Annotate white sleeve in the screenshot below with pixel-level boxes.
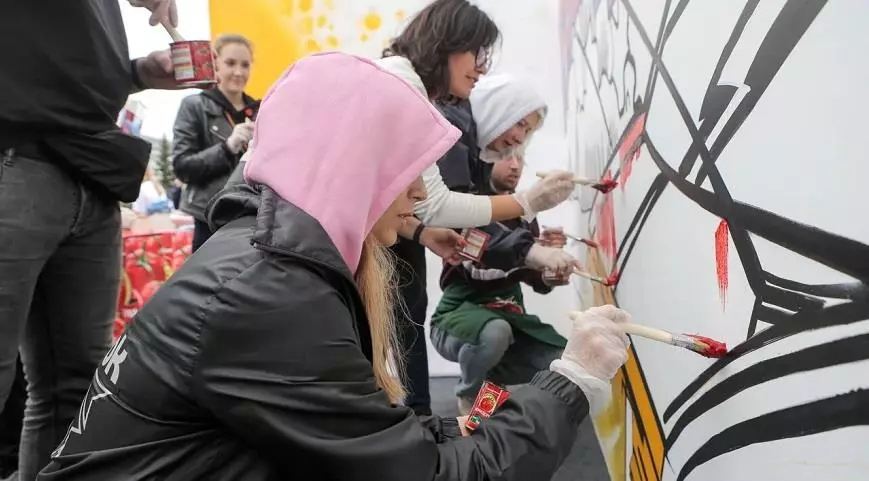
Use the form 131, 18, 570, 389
131, 182, 156, 214
413, 164, 493, 228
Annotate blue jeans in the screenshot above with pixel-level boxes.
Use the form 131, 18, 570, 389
431, 318, 563, 400
0, 149, 121, 481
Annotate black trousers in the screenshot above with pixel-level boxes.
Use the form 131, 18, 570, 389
191, 219, 213, 253
0, 356, 25, 476
390, 239, 431, 416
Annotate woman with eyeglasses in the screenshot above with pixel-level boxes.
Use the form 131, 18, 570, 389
374, 0, 578, 417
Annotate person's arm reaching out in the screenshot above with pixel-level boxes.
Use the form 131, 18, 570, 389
414, 165, 576, 228
190, 270, 631, 480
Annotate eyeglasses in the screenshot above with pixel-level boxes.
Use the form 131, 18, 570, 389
475, 48, 493, 71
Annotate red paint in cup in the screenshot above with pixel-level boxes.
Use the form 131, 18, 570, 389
170, 40, 216, 87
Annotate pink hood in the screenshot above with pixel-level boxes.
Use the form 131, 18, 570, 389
244, 52, 460, 273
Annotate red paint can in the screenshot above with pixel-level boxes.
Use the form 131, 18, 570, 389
170, 40, 216, 87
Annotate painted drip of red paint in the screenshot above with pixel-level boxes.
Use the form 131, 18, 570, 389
715, 219, 729, 311
596, 171, 617, 261
617, 113, 647, 191
686, 334, 728, 358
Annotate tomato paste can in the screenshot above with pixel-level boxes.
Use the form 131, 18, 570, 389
464, 381, 510, 431
459, 228, 491, 263
170, 40, 216, 87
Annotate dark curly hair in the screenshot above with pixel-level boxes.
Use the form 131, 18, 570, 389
382, 0, 500, 100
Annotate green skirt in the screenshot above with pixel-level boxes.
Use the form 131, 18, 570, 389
432, 283, 566, 348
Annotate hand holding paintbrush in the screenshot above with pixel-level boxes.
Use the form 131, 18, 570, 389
536, 171, 618, 194
568, 310, 728, 358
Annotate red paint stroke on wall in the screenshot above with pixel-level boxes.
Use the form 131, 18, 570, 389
597, 170, 618, 261
715, 219, 729, 311
617, 113, 647, 191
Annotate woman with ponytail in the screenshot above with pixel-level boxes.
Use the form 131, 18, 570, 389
39, 52, 630, 481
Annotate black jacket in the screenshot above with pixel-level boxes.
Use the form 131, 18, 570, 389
38, 185, 589, 481
172, 90, 259, 221
0, 1, 151, 202
441, 215, 554, 295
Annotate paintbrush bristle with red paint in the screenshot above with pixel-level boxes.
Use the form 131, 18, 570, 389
562, 231, 599, 248
535, 171, 619, 194
573, 268, 620, 287
620, 323, 728, 358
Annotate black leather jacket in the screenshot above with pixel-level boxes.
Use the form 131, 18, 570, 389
38, 185, 589, 481
172, 92, 257, 221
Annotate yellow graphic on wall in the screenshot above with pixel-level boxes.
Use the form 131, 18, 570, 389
209, 0, 417, 99
588, 247, 665, 481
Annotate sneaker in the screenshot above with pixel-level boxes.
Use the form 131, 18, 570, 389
457, 397, 474, 416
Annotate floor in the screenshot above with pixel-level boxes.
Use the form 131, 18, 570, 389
429, 376, 611, 481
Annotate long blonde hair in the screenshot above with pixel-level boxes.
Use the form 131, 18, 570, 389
355, 236, 406, 403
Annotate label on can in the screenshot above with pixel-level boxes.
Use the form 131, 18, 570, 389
459, 228, 490, 262
171, 41, 215, 87
464, 381, 510, 432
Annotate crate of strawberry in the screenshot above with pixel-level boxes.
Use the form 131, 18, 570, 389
114, 229, 194, 339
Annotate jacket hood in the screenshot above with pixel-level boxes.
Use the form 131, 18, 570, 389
374, 55, 428, 97
243, 52, 460, 273
469, 74, 547, 152
200, 89, 260, 117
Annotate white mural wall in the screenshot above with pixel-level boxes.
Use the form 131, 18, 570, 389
559, 0, 869, 480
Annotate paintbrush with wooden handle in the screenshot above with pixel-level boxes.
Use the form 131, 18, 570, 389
563, 231, 599, 248
621, 322, 728, 358
535, 171, 618, 194
568, 311, 728, 358
161, 21, 185, 43
573, 267, 620, 287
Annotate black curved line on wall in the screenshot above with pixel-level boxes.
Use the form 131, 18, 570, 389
662, 298, 869, 423
666, 329, 869, 451
676, 388, 869, 481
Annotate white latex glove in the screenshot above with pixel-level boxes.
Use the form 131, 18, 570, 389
513, 170, 574, 219
226, 120, 255, 154
550, 305, 631, 415
128, 0, 178, 27
525, 244, 581, 276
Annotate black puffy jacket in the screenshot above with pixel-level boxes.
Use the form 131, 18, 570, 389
38, 185, 589, 481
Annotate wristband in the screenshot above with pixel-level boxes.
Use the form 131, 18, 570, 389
412, 223, 426, 244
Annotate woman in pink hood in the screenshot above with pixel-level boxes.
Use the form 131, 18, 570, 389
38, 52, 630, 481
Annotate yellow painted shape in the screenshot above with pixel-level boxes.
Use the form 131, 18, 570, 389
587, 246, 664, 480
395, 9, 406, 21
306, 38, 322, 53
210, 0, 311, 98
298, 0, 313, 13
326, 35, 339, 48
360, 33, 369, 42
317, 15, 328, 27
299, 16, 314, 35
363, 12, 382, 31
